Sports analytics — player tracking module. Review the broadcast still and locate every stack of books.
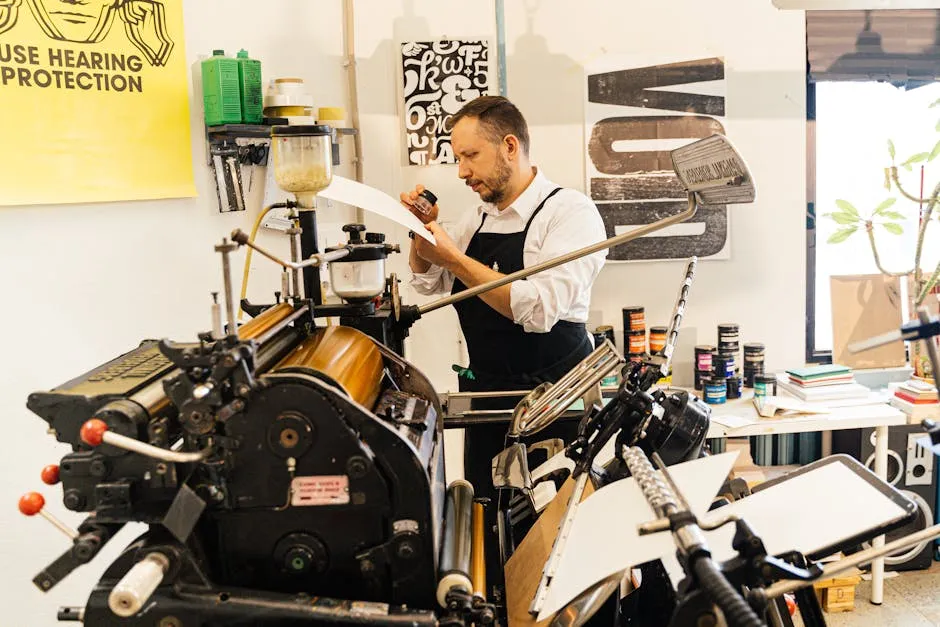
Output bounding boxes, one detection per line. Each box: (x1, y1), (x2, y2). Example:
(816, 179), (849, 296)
(776, 364), (871, 403)
(890, 379), (940, 420)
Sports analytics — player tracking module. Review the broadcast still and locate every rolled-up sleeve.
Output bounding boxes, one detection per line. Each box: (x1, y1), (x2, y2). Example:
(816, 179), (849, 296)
(410, 264), (455, 295)
(509, 196), (607, 333)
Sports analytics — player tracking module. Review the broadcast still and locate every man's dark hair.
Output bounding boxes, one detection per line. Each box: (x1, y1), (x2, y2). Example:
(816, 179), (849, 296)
(451, 96), (530, 155)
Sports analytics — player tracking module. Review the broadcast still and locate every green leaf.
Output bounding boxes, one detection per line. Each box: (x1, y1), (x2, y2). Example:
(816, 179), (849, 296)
(828, 226), (858, 244)
(882, 222), (903, 235)
(936, 119), (940, 132)
(888, 139), (896, 160)
(824, 211), (859, 225)
(931, 98), (940, 108)
(880, 210), (906, 220)
(835, 199), (860, 217)
(930, 140), (940, 162)
(873, 197), (897, 214)
(903, 152), (930, 167)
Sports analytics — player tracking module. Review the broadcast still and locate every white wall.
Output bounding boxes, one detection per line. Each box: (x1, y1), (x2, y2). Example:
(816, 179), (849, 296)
(0, 1), (806, 624)
(0, 1), (355, 623)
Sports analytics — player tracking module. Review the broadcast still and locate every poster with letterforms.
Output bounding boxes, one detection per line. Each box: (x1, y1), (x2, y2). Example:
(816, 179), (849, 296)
(400, 39), (490, 166)
(0, 0), (194, 206)
(584, 55), (729, 262)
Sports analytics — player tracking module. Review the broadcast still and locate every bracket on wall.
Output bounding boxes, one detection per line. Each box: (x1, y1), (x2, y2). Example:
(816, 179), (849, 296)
(205, 122), (358, 214)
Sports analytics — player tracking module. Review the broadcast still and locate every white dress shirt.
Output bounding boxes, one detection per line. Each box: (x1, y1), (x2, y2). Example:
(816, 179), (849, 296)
(410, 168), (608, 333)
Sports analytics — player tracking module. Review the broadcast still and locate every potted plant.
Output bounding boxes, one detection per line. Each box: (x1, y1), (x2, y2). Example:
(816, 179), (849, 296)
(824, 106), (940, 382)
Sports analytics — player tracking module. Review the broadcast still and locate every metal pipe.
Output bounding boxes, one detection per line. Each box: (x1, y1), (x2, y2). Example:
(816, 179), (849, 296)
(420, 195), (697, 315)
(446, 390), (534, 399)
(255, 304), (310, 346)
(761, 523), (940, 600)
(101, 431), (211, 463)
(289, 226), (302, 298)
(871, 424), (889, 604)
(216, 239), (239, 336)
(231, 228), (350, 270)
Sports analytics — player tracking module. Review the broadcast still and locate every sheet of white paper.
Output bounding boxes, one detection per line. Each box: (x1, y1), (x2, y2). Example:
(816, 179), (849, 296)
(317, 175), (436, 243)
(538, 451), (740, 620)
(710, 414), (754, 429)
(539, 457), (909, 621)
(700, 461), (909, 563)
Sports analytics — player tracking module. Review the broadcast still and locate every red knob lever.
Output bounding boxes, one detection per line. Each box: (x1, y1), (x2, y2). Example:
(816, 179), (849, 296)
(41, 465), (60, 486)
(18, 491), (78, 539)
(80, 419), (108, 447)
(19, 491), (45, 516)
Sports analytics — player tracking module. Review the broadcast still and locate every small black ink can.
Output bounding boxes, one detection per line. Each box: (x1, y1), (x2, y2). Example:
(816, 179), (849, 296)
(413, 189), (438, 216)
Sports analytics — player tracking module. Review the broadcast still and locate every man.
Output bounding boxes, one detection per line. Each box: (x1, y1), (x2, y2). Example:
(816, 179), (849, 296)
(401, 96), (607, 541)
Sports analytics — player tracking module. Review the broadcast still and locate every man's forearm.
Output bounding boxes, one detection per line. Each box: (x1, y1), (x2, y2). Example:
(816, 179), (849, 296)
(410, 240), (432, 273)
(447, 255), (514, 320)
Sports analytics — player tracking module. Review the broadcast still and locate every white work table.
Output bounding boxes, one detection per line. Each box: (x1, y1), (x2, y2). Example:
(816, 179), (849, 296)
(696, 388), (908, 606)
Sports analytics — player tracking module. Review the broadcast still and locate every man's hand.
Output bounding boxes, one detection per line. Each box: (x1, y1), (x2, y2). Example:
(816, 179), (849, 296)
(414, 222), (463, 270)
(400, 184), (439, 224)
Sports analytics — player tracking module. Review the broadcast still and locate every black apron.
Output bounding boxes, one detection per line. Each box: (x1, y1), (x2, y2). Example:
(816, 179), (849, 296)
(451, 187), (593, 594)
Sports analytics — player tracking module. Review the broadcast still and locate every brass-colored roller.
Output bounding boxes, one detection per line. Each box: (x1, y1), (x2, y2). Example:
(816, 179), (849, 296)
(471, 500), (486, 600)
(273, 326), (384, 409)
(237, 302), (295, 340)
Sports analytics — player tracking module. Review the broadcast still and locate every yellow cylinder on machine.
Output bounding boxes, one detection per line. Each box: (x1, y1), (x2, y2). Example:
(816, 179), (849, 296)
(273, 325), (384, 409)
(238, 302), (295, 340)
(471, 500), (486, 600)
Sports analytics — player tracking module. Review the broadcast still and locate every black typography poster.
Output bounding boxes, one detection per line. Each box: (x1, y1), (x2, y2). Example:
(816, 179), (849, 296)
(400, 39), (490, 166)
(585, 56), (729, 262)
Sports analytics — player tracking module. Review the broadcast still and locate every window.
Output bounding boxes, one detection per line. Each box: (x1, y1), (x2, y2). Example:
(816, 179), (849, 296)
(807, 80), (940, 361)
(805, 9), (940, 363)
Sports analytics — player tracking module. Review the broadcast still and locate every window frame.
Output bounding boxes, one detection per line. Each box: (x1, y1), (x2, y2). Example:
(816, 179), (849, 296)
(805, 81), (833, 364)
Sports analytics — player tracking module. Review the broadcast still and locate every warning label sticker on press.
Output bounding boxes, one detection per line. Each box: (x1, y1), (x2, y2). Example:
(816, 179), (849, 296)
(291, 475), (350, 506)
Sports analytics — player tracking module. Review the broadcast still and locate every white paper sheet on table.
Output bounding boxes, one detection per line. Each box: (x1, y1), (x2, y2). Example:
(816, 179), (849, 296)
(538, 456), (909, 621)
(537, 451), (740, 620)
(317, 175), (436, 244)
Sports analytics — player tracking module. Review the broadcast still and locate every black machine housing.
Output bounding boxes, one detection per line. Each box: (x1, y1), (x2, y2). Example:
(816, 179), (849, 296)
(26, 306), (447, 626)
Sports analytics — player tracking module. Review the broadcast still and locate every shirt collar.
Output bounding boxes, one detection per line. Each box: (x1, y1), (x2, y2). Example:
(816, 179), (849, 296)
(479, 167), (550, 219)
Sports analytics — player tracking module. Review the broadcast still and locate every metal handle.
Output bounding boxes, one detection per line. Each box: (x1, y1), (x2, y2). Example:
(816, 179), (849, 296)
(231, 228), (351, 270)
(660, 257), (698, 375)
(512, 340), (624, 438)
(420, 194), (697, 315)
(761, 523), (940, 601)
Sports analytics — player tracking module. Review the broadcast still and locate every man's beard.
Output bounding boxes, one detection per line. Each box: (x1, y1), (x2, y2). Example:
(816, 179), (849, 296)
(476, 155), (513, 205)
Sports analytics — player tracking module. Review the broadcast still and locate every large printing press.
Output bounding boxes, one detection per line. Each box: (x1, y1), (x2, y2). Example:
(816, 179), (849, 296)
(17, 129), (940, 627)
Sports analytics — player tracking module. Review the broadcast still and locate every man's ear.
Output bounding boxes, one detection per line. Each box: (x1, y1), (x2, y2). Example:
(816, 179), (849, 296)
(503, 134), (521, 161)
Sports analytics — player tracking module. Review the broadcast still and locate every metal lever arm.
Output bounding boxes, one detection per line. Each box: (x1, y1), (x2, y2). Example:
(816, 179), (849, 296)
(231, 228), (351, 270)
(419, 194), (697, 316)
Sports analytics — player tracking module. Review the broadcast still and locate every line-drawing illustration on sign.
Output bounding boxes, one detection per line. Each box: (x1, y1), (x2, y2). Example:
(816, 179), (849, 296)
(400, 39), (490, 165)
(585, 56), (729, 262)
(1, 0), (172, 65)
(0, 0), (19, 35)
